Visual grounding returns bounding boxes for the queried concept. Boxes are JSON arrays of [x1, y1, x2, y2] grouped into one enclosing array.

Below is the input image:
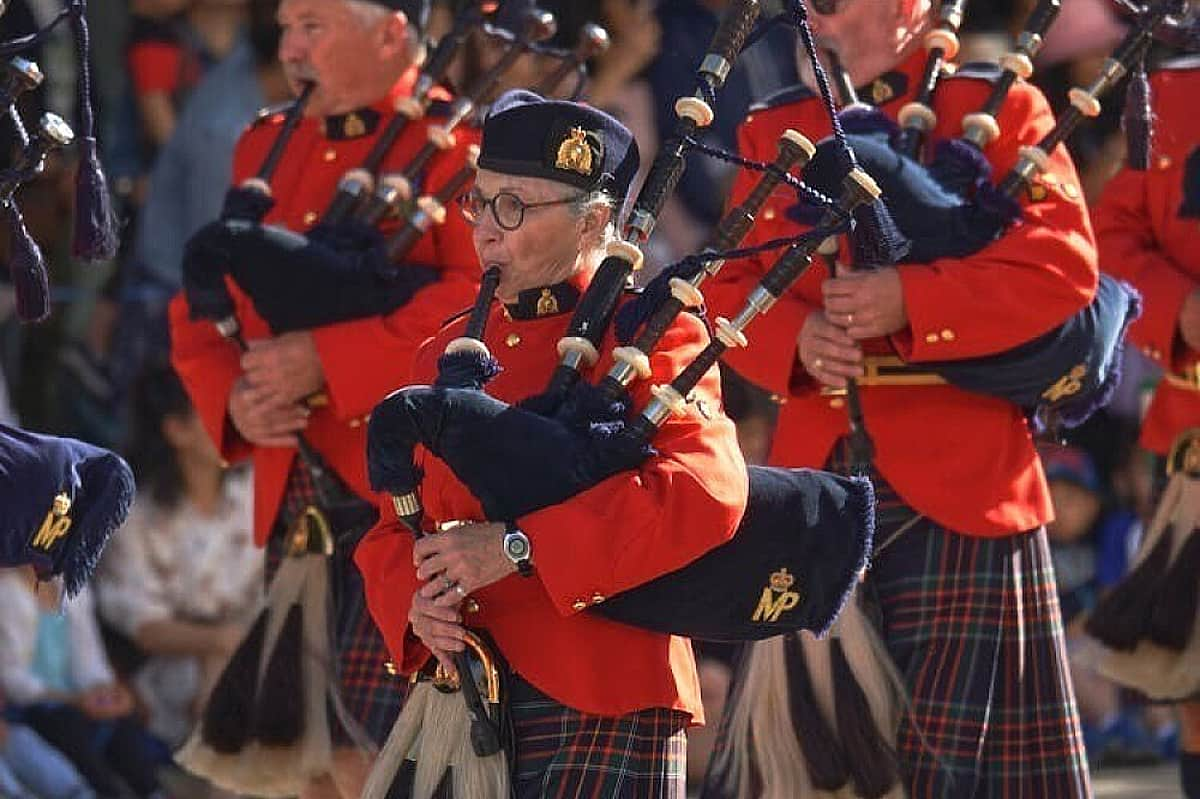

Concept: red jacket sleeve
[[518, 313, 749, 617], [896, 83, 1098, 362], [311, 139, 481, 421], [708, 121, 817, 397], [168, 290, 253, 465], [1093, 166, 1196, 371]]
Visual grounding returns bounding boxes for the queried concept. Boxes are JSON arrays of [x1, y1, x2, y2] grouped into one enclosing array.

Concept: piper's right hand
[[410, 585, 465, 674], [797, 310, 864, 389], [227, 376, 310, 448]]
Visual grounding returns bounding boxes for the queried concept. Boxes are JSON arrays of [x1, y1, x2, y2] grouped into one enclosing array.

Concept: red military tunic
[[355, 272, 749, 722], [708, 50, 1098, 536], [169, 68, 481, 543], [1093, 57, 1200, 455]]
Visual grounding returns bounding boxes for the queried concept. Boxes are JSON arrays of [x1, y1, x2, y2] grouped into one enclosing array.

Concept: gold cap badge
[[555, 127, 594, 176]]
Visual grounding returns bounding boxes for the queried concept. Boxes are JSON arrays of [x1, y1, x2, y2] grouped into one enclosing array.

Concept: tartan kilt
[[829, 440, 1092, 798], [265, 460, 406, 748], [508, 676, 688, 799]]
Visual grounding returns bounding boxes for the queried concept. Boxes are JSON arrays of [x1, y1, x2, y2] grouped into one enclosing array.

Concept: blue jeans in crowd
[[0, 722, 96, 799]]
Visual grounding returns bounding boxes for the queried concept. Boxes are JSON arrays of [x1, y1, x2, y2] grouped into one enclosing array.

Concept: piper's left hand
[[822, 267, 909, 340], [241, 332, 325, 404], [414, 521, 515, 606]]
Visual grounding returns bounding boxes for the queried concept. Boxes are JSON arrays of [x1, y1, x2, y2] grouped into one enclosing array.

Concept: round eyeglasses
[[459, 189, 581, 231]]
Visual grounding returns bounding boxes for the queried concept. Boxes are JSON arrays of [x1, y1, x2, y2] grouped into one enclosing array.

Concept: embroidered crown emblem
[[769, 568, 795, 593]]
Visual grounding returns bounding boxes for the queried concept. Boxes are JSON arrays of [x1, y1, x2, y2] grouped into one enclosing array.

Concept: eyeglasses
[[458, 189, 581, 231]]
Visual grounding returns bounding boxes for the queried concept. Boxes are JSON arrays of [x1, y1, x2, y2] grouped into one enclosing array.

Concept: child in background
[[0, 567, 166, 799], [97, 364, 259, 748], [1040, 442, 1159, 767]]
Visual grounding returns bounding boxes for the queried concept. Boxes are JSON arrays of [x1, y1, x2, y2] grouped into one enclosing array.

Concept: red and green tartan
[[508, 675, 688, 799], [831, 440, 1092, 798], [265, 457, 406, 747]]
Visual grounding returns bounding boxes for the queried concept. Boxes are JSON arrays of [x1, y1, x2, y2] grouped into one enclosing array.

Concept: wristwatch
[[502, 524, 534, 577]]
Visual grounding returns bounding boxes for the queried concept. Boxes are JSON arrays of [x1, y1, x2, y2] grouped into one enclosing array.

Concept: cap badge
[[555, 127, 594, 176]]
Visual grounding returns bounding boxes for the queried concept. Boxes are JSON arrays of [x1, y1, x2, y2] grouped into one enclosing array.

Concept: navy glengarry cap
[[0, 424, 134, 597], [365, 0, 430, 33], [478, 89, 639, 200]]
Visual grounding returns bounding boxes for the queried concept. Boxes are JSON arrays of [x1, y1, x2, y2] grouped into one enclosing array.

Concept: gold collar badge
[[870, 78, 895, 105], [343, 112, 367, 138], [555, 127, 594, 176], [536, 287, 559, 317], [31, 492, 72, 551]]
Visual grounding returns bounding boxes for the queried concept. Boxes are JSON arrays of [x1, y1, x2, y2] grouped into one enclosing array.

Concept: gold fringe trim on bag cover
[[362, 631, 508, 799], [176, 512, 336, 796], [706, 595, 907, 799]]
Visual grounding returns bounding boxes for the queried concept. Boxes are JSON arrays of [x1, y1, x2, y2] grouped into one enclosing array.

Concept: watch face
[[505, 533, 530, 560]]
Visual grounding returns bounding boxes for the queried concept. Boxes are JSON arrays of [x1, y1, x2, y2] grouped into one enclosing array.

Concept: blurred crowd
[[0, 0, 1189, 796]]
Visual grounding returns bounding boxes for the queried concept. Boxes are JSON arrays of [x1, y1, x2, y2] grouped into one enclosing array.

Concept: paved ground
[[1093, 763, 1183, 798]]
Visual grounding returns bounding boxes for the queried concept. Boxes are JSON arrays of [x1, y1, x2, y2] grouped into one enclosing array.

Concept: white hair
[[570, 187, 621, 248]]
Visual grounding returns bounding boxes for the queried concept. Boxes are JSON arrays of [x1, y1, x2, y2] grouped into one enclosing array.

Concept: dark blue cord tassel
[[6, 203, 50, 322], [1122, 55, 1153, 172], [850, 199, 909, 268], [68, 2, 119, 262]]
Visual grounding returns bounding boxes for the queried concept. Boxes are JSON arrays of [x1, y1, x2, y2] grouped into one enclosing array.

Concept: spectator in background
[[97, 365, 259, 748], [127, 0, 249, 153], [1040, 443, 1159, 768], [108, 0, 288, 388], [0, 567, 167, 799]]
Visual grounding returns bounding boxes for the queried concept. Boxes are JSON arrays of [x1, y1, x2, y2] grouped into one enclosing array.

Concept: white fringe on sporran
[[175, 551, 335, 796], [1097, 471, 1200, 700], [710, 596, 906, 799], [361, 678, 509, 799]]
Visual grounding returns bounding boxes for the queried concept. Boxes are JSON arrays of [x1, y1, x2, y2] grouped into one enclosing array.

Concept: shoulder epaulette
[[749, 83, 815, 114], [250, 100, 295, 128], [945, 61, 1004, 82], [1156, 54, 1200, 72]]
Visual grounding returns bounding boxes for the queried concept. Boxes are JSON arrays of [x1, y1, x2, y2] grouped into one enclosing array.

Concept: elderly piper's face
[[468, 169, 590, 303], [807, 0, 931, 86], [277, 0, 411, 116]]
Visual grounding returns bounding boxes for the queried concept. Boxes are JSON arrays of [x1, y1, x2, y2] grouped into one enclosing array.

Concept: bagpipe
[[784, 0, 1179, 436], [704, 3, 1194, 798], [0, 0, 118, 323], [0, 422, 134, 597], [359, 4, 890, 798], [182, 4, 602, 339], [0, 3, 127, 591], [175, 8, 618, 796]]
